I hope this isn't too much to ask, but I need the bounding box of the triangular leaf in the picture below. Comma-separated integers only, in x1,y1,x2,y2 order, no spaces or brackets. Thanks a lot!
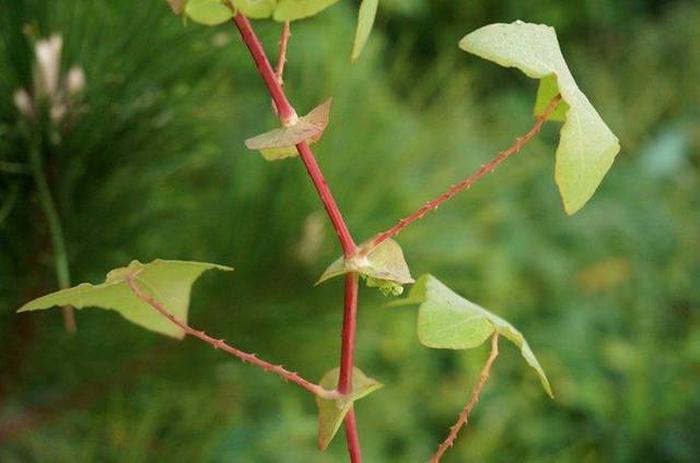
316,238,414,296
185,0,233,26
316,367,383,450
232,0,277,19
245,99,332,161
459,21,620,215
18,259,232,339
393,274,553,397
273,0,339,22
351,0,379,62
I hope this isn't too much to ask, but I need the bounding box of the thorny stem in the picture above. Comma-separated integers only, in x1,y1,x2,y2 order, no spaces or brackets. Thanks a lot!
125,275,341,401
430,333,500,463
28,138,76,334
275,21,291,85
232,13,362,461
372,94,562,248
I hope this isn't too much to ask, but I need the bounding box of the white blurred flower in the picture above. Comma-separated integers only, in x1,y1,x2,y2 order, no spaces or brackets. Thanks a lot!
66,66,86,95
35,34,62,99
13,33,86,126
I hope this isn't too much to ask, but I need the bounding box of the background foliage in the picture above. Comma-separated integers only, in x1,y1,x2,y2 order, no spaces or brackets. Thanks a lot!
1,0,698,461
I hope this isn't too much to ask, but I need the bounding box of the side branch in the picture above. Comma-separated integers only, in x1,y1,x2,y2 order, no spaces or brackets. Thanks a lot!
430,332,500,463
372,95,562,248
125,276,340,401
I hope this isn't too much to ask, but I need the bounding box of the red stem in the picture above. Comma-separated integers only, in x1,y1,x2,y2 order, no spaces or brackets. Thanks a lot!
232,14,356,257
232,13,362,461
126,275,340,401
430,333,500,463
372,94,562,248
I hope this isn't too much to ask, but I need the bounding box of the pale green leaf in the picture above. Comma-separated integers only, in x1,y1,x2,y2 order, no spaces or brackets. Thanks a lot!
232,0,277,19
316,367,383,450
18,259,233,339
185,0,233,26
245,99,332,160
273,0,339,22
394,274,553,397
316,238,414,295
459,21,620,214
351,0,379,62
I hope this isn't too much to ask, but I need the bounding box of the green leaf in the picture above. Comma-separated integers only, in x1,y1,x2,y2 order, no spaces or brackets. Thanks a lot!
393,274,553,397
18,259,233,339
459,21,620,215
232,0,277,19
316,238,414,295
273,0,339,22
185,0,233,26
316,367,383,450
351,0,379,62
245,99,332,161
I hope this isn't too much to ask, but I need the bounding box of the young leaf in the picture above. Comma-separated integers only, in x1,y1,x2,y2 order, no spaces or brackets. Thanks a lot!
459,21,620,215
18,259,232,339
166,0,187,15
273,0,339,22
185,0,233,26
393,274,553,397
245,99,332,161
351,0,379,62
316,367,383,450
316,238,414,296
232,0,277,19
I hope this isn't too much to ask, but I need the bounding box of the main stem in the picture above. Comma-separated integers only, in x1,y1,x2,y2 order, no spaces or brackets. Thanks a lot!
232,13,362,461
28,137,76,334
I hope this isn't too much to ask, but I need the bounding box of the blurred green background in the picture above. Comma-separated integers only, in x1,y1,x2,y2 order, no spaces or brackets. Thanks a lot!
1,0,699,461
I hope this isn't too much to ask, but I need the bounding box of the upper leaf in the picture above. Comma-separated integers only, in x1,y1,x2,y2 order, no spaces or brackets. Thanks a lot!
459,21,620,214
232,0,277,19
351,0,379,62
245,99,332,161
18,259,233,339
317,238,414,296
392,274,553,397
316,367,383,450
185,0,233,26
273,0,340,22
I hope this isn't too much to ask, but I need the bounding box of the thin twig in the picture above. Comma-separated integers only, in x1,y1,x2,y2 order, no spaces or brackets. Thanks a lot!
0,161,31,175
372,94,562,248
125,275,340,401
275,21,291,86
430,332,500,463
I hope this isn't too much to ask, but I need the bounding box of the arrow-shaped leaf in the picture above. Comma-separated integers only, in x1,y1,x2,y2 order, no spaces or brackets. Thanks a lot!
392,274,553,397
245,99,332,161
459,21,620,214
316,367,383,450
18,259,232,339
317,238,413,296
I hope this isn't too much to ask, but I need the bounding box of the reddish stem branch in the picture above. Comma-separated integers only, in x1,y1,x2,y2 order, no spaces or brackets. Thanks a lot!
232,13,362,461
275,21,291,85
430,333,500,463
372,94,562,248
125,276,340,401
